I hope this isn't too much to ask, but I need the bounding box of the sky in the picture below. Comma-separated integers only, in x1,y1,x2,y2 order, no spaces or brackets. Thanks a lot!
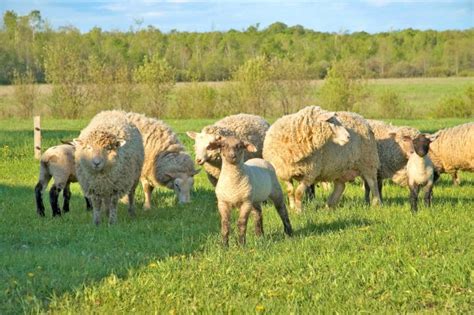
1,0,472,33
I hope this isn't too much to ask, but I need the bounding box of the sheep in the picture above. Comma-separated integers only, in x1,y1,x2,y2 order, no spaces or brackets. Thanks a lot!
263,106,381,212
35,143,91,217
207,135,293,246
73,110,144,225
363,119,420,203
186,114,269,186
428,122,474,185
402,134,440,212
126,112,199,207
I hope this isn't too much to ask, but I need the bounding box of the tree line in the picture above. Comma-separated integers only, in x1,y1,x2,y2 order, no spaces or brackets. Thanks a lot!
1,10,473,85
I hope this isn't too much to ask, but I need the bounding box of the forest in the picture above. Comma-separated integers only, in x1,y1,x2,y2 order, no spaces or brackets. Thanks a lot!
1,10,473,84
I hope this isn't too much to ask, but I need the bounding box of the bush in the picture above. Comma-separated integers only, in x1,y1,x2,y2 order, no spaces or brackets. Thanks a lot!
432,85,473,118
170,82,218,118
12,69,37,117
375,89,412,119
318,59,368,111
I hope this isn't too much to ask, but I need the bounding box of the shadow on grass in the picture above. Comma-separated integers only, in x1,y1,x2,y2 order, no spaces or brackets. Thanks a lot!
296,217,373,237
0,183,220,314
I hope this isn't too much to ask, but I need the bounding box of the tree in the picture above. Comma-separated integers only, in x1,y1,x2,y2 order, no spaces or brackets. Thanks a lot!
133,54,175,117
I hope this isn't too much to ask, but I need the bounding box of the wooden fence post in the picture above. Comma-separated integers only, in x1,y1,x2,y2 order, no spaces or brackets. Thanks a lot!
34,116,41,159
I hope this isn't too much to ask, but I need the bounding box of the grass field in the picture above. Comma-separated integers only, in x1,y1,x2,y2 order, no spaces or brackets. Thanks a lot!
0,116,472,313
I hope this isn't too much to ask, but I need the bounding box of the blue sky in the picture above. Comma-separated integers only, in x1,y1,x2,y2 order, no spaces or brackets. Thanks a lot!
1,1,472,33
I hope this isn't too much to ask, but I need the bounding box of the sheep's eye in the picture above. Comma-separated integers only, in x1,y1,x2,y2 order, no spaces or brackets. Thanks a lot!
174,182,180,191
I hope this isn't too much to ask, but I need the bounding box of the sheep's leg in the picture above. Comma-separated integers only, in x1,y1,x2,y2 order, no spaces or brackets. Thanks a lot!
285,181,296,210
377,173,383,204
49,185,62,217
452,171,460,186
363,176,382,206
62,182,71,213
363,180,370,204
35,181,46,217
305,184,315,200
128,179,139,217
327,181,345,208
270,190,293,237
142,181,154,210
423,182,434,207
85,197,92,211
252,203,264,237
91,196,102,225
237,202,253,245
409,184,420,213
217,200,232,247
105,196,119,225
294,182,308,213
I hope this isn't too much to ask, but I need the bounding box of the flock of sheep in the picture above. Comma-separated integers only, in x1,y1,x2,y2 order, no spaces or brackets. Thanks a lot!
34,107,473,245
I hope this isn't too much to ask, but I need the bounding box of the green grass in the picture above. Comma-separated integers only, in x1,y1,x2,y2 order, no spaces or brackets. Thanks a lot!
0,118,473,313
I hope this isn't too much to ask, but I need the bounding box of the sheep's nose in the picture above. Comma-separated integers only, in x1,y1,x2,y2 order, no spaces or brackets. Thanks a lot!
92,157,102,166
196,158,203,165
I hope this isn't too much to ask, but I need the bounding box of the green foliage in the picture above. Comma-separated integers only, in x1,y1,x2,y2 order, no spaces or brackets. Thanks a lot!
0,118,472,314
12,69,37,117
170,82,219,118
233,55,274,115
432,84,474,118
374,89,413,119
318,59,368,111
133,54,175,117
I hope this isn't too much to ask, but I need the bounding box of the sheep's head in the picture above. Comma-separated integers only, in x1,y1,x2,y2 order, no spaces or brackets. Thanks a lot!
206,136,257,165
165,169,200,204
186,131,221,165
73,132,126,173
401,134,437,158
317,112,350,146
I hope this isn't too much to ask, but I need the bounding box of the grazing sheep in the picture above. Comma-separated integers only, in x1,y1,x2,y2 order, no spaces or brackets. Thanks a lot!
263,106,381,212
403,134,439,212
126,112,199,207
35,143,91,217
74,110,144,225
207,136,293,246
428,122,474,185
186,114,269,186
363,119,420,203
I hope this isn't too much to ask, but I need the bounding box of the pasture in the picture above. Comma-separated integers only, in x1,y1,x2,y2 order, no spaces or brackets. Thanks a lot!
0,117,472,313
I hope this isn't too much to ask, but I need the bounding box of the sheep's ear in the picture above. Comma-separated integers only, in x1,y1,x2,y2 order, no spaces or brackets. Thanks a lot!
61,139,74,145
186,131,197,139
116,139,127,147
214,135,223,141
192,168,201,176
243,141,257,153
426,133,438,142
388,131,397,139
206,140,222,150
72,138,83,146
317,112,336,122
402,135,412,143
165,172,177,179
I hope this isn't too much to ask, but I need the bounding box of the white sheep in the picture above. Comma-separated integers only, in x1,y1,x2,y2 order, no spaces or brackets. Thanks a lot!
74,110,144,225
363,119,419,202
263,106,382,212
186,113,269,186
207,135,293,246
402,134,439,212
35,143,91,217
126,112,199,207
429,122,474,185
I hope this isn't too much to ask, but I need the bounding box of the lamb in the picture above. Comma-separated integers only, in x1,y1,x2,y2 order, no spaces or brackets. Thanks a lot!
126,112,199,207
186,114,269,186
402,134,439,212
363,119,420,203
35,143,91,217
207,135,293,246
74,110,144,225
428,122,474,185
263,106,381,212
